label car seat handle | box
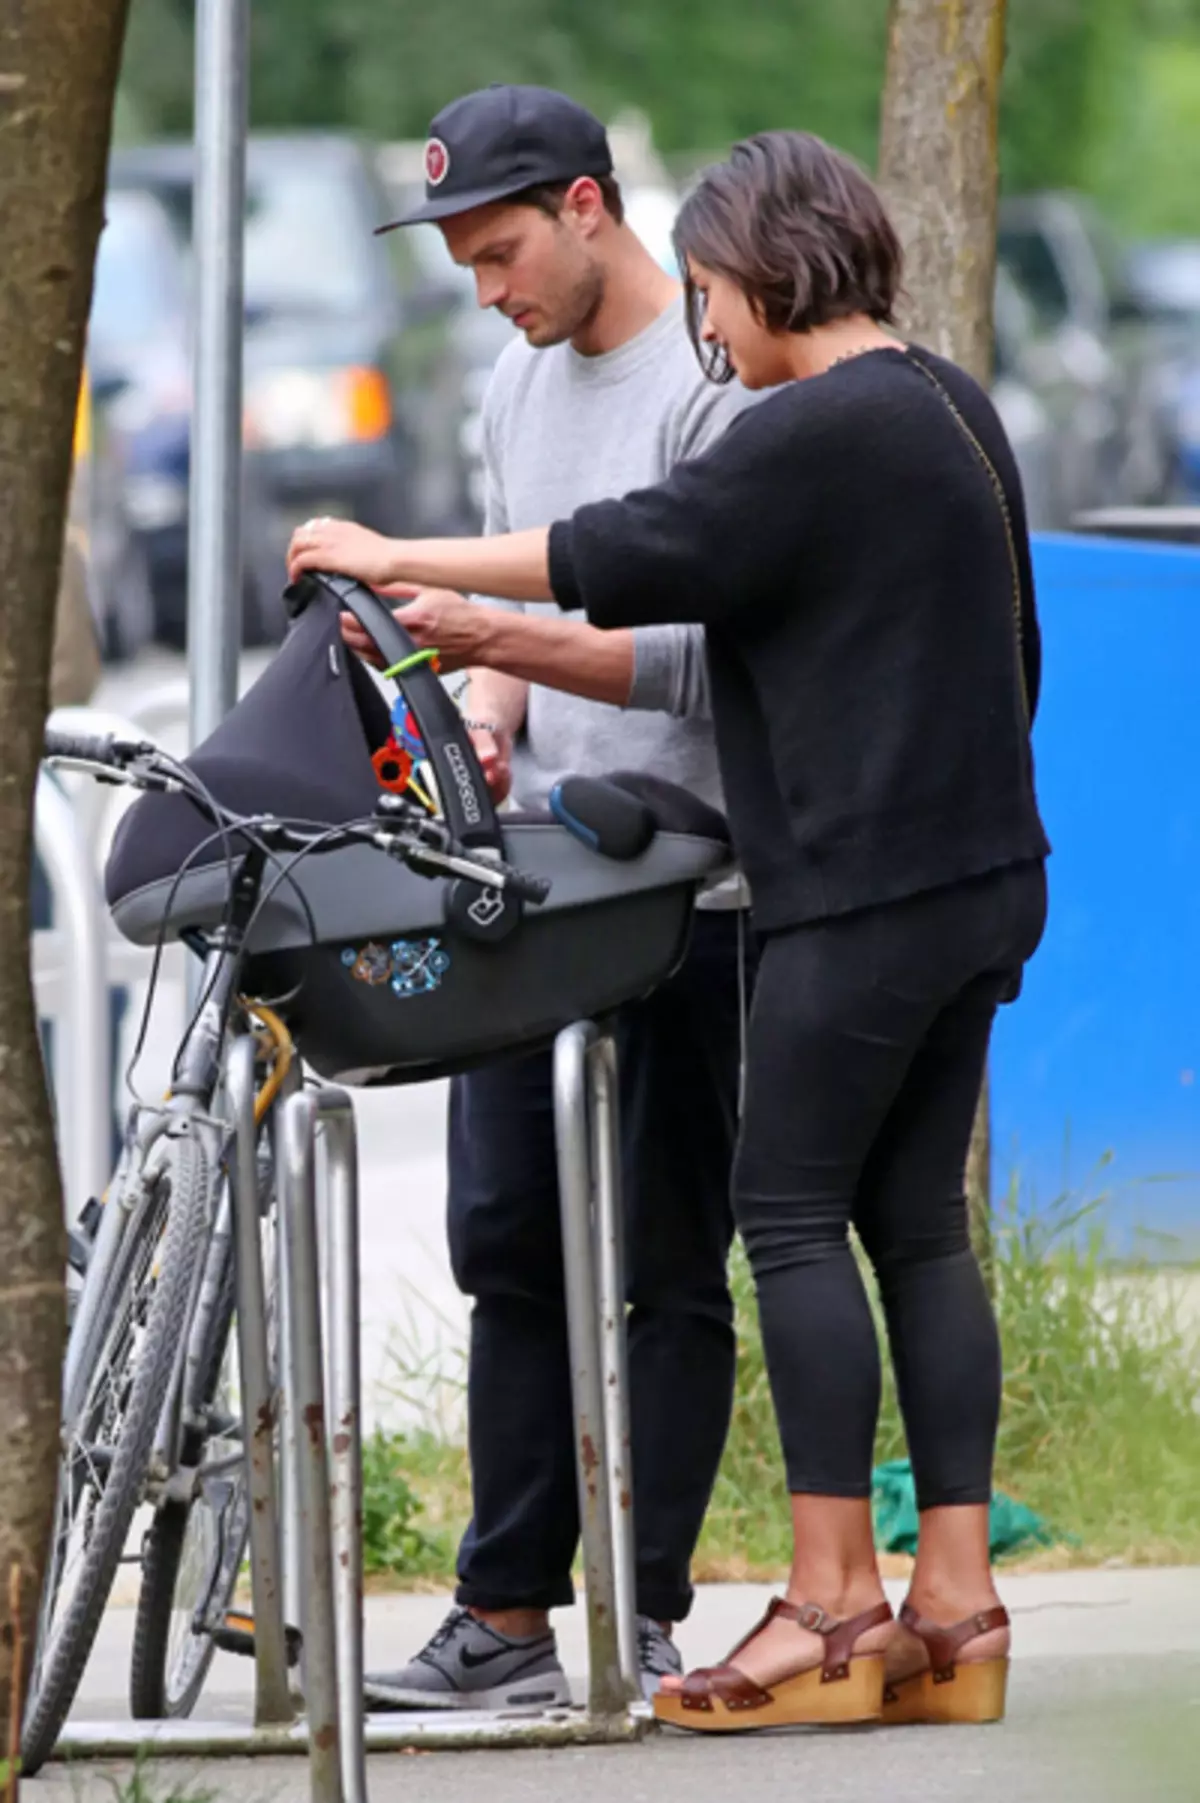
[284,569,503,850]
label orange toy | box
[372,738,414,794]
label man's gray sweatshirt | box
[476,297,755,824]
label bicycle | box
[26,568,727,1771]
[25,698,547,1774]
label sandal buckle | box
[796,1602,832,1634]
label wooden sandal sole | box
[881,1656,1009,1726]
[654,1653,885,1733]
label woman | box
[289,131,1049,1732]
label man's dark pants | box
[447,909,751,1624]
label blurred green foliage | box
[119,0,1200,235]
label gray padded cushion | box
[108,819,732,952]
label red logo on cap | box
[425,138,450,187]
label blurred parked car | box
[1127,239,1200,498]
[68,360,155,663]
[1128,239,1200,328]
[110,134,472,575]
[989,264,1064,532]
[997,194,1174,518]
[397,214,511,523]
[89,186,278,645]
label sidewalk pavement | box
[33,1567,1200,1802]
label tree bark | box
[877,0,1006,386]
[877,0,1008,1275]
[0,0,131,1783]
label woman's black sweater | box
[547,345,1050,934]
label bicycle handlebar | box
[42,731,550,906]
[253,812,550,906]
[43,727,120,766]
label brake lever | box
[372,829,550,906]
[44,753,184,796]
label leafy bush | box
[361,1428,453,1577]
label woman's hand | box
[339,588,499,674]
[287,516,401,589]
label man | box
[303,84,755,1710]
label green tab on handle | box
[381,647,440,681]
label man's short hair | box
[510,173,625,227]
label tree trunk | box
[877,0,1008,1276]
[0,1,131,1784]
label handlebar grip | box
[44,728,118,765]
[503,866,551,907]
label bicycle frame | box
[62,849,265,1465]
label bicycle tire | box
[21,1132,212,1774]
[131,1147,278,1719]
[129,1247,246,1716]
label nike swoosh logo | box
[459,1644,521,1670]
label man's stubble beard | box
[527,261,607,349]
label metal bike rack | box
[56,1020,648,1782]
[31,768,111,1219]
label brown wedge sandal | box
[881,1600,1010,1726]
[653,1597,893,1734]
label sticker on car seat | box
[341,938,450,998]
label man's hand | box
[287,516,400,589]
[339,588,499,674]
[334,585,515,801]
[469,725,513,804]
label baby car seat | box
[105,574,733,1085]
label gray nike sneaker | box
[637,1615,683,1700]
[364,1606,572,1713]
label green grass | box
[365,1184,1200,1586]
[89,1762,218,1803]
[699,1184,1200,1575]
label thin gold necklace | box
[825,343,900,372]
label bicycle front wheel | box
[21,1131,212,1775]
[130,1173,278,1719]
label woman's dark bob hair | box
[673,131,904,381]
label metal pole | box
[273,1057,305,1641]
[33,769,110,1218]
[228,1036,293,1725]
[189,0,249,748]
[320,1100,367,1803]
[588,1033,640,1703]
[281,1093,344,1803]
[553,1022,625,1718]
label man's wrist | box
[469,603,511,669]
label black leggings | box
[734,861,1046,1511]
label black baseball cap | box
[375,84,614,232]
